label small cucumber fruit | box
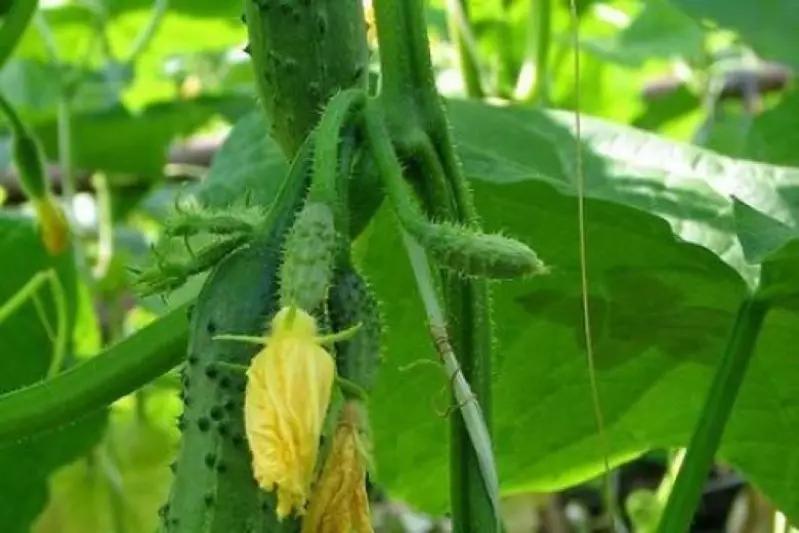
[279,202,337,311]
[327,265,382,394]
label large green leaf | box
[196,110,288,207]
[0,214,105,532]
[124,96,799,524]
[668,0,799,68]
[703,90,799,300]
[356,99,799,522]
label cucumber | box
[327,265,382,394]
[279,202,337,311]
[161,140,314,533]
[411,220,547,280]
[244,0,369,157]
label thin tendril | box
[568,0,615,527]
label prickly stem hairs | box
[362,100,545,280]
[310,88,367,230]
[280,90,369,311]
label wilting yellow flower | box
[302,400,374,533]
[245,306,336,519]
[33,195,69,255]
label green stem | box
[400,228,501,527]
[445,0,484,98]
[496,2,518,97]
[91,173,114,279]
[31,290,55,341]
[414,134,498,533]
[362,101,496,532]
[310,88,366,230]
[656,449,686,505]
[56,95,75,205]
[0,0,37,70]
[371,2,497,529]
[361,106,435,233]
[0,270,49,326]
[443,249,495,533]
[126,0,169,60]
[34,10,60,61]
[0,301,190,445]
[44,269,67,378]
[656,297,770,533]
[366,110,541,279]
[36,12,75,207]
[372,0,438,112]
[529,0,552,104]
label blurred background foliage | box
[1,0,797,532]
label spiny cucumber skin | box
[161,174,312,533]
[414,221,546,280]
[279,202,337,311]
[134,236,249,297]
[245,0,369,157]
[327,266,382,393]
[162,241,288,533]
[164,207,267,237]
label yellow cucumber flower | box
[302,400,374,533]
[244,306,336,519]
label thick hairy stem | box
[310,88,367,230]
[371,0,437,118]
[363,98,498,532]
[372,2,498,530]
[441,231,496,533]
[367,110,541,280]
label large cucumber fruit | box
[244,0,369,157]
[160,143,313,533]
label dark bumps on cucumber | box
[160,143,314,533]
[244,0,369,157]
